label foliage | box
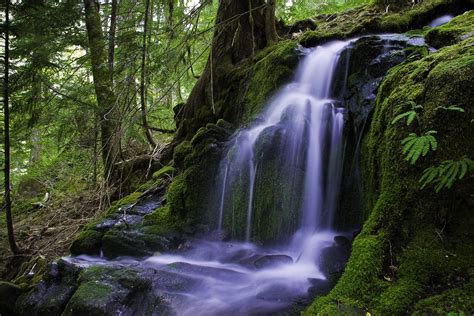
[419,156,474,192]
[401,131,438,164]
[391,101,423,126]
[436,105,465,113]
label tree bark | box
[140,0,158,148]
[83,0,121,184]
[265,0,278,44]
[177,0,270,140]
[3,0,21,255]
[108,0,117,78]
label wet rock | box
[164,262,247,282]
[62,266,154,316]
[206,229,230,241]
[102,229,171,259]
[319,244,351,279]
[16,259,81,315]
[254,254,293,270]
[307,278,332,297]
[334,235,351,247]
[256,283,301,302]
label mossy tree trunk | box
[83,0,121,184]
[176,0,273,141]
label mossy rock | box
[299,0,472,48]
[13,256,48,290]
[70,229,103,256]
[152,165,176,180]
[307,34,474,314]
[426,10,474,48]
[63,266,152,316]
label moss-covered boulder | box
[62,266,158,316]
[426,10,474,48]
[15,259,81,315]
[307,22,474,315]
[69,182,178,258]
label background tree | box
[83,0,121,185]
[2,0,21,255]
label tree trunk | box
[108,0,117,78]
[83,0,121,184]
[140,0,158,148]
[3,0,21,255]
[177,0,270,140]
[265,0,278,44]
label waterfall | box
[65,33,430,315]
[216,40,352,241]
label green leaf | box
[420,156,473,192]
[445,105,465,113]
[407,112,416,126]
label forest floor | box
[0,190,103,278]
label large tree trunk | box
[176,0,271,140]
[3,0,21,255]
[83,0,121,184]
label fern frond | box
[392,112,412,125]
[401,131,438,164]
[420,156,474,192]
[445,105,465,113]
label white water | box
[429,14,453,28]
[216,40,350,242]
[66,39,356,315]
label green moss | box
[426,10,474,48]
[300,0,469,48]
[70,229,103,256]
[141,205,180,238]
[242,40,299,121]
[413,277,474,314]
[308,34,474,315]
[152,165,176,179]
[173,141,192,169]
[63,266,148,315]
[105,191,142,216]
[13,256,47,290]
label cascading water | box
[215,40,350,244]
[67,40,356,316]
[63,29,432,315]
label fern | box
[420,156,474,192]
[401,130,437,164]
[436,105,465,113]
[391,101,423,126]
